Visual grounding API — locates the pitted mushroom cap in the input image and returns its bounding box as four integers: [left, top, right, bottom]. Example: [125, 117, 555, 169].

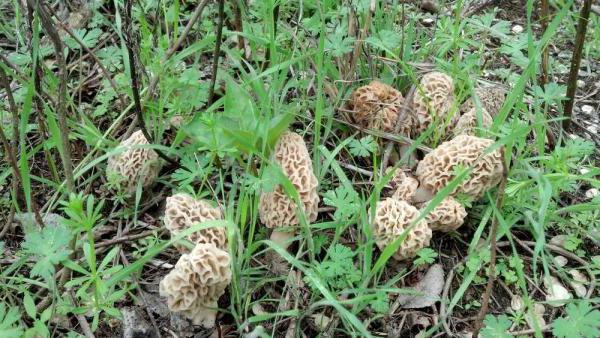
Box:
[349, 81, 413, 135]
[460, 86, 507, 117]
[415, 135, 503, 199]
[385, 168, 419, 201]
[422, 196, 467, 232]
[370, 198, 432, 261]
[164, 193, 227, 251]
[159, 243, 231, 327]
[412, 72, 457, 135]
[106, 130, 160, 194]
[453, 107, 493, 137]
[259, 131, 319, 229]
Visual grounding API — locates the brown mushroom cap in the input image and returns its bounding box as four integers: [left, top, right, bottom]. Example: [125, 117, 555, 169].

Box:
[259, 131, 320, 229]
[453, 107, 493, 137]
[106, 130, 161, 194]
[415, 135, 503, 199]
[371, 198, 432, 261]
[412, 72, 457, 135]
[422, 196, 467, 232]
[159, 243, 231, 327]
[164, 193, 227, 251]
[460, 85, 507, 117]
[386, 168, 420, 201]
[350, 81, 413, 135]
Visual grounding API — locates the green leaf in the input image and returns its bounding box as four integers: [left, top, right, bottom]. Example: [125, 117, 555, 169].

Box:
[552, 302, 600, 338]
[480, 314, 512, 338]
[21, 224, 73, 280]
[23, 292, 36, 320]
[0, 303, 23, 337]
[323, 186, 360, 221]
[348, 135, 378, 158]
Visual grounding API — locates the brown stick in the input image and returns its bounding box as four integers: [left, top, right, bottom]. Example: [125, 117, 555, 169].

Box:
[380, 86, 416, 172]
[123, 0, 177, 165]
[28, 0, 75, 193]
[563, 0, 593, 129]
[472, 149, 509, 336]
[347, 0, 375, 80]
[44, 4, 127, 109]
[0, 67, 44, 225]
[207, 0, 225, 106]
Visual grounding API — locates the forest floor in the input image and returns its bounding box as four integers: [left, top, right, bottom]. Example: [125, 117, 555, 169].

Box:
[1, 0, 600, 337]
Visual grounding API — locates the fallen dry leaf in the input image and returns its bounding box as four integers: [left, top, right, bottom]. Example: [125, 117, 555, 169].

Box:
[397, 264, 444, 309]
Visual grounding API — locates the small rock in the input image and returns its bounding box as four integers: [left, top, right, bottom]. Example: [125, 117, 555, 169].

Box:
[311, 313, 332, 331]
[511, 295, 524, 311]
[568, 269, 588, 298]
[577, 79, 586, 87]
[397, 264, 445, 309]
[122, 307, 158, 338]
[526, 304, 546, 329]
[586, 125, 598, 135]
[581, 105, 594, 114]
[553, 256, 568, 268]
[585, 188, 599, 200]
[550, 235, 568, 249]
[420, 0, 438, 13]
[512, 25, 524, 34]
[545, 276, 572, 307]
[580, 168, 590, 175]
[421, 18, 435, 26]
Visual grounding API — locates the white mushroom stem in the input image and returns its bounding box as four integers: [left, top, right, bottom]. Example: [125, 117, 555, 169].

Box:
[270, 227, 296, 250]
[412, 186, 435, 204]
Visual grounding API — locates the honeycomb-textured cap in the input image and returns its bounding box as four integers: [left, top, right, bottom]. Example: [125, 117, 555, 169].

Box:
[106, 130, 161, 194]
[159, 243, 231, 327]
[422, 196, 467, 232]
[386, 168, 419, 201]
[349, 81, 413, 135]
[370, 198, 432, 261]
[412, 72, 457, 136]
[453, 107, 493, 137]
[259, 131, 320, 229]
[460, 85, 507, 117]
[415, 135, 503, 199]
[164, 193, 227, 251]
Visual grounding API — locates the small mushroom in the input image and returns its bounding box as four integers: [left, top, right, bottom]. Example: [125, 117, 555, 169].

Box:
[370, 198, 432, 261]
[460, 85, 507, 117]
[106, 130, 161, 194]
[412, 72, 457, 136]
[453, 107, 493, 137]
[414, 135, 503, 200]
[349, 81, 413, 135]
[420, 196, 467, 232]
[386, 168, 420, 202]
[159, 243, 231, 328]
[164, 193, 227, 252]
[259, 131, 320, 249]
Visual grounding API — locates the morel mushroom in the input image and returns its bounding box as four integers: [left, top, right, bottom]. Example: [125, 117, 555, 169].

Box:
[371, 198, 432, 261]
[259, 131, 320, 249]
[421, 196, 467, 232]
[460, 85, 507, 117]
[414, 135, 503, 201]
[164, 193, 227, 251]
[386, 168, 419, 202]
[159, 243, 231, 327]
[349, 81, 413, 135]
[412, 72, 457, 136]
[453, 107, 493, 137]
[106, 130, 161, 194]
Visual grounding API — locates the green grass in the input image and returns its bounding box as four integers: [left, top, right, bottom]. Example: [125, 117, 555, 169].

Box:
[0, 0, 599, 337]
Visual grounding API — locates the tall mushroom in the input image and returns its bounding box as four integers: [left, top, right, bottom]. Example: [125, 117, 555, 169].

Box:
[159, 243, 231, 327]
[164, 193, 227, 252]
[460, 85, 507, 117]
[106, 130, 161, 194]
[414, 134, 504, 202]
[412, 72, 457, 137]
[259, 131, 319, 249]
[453, 107, 494, 137]
[370, 198, 432, 261]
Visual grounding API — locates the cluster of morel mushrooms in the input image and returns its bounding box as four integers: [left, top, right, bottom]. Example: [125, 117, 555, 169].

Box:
[106, 71, 507, 327]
